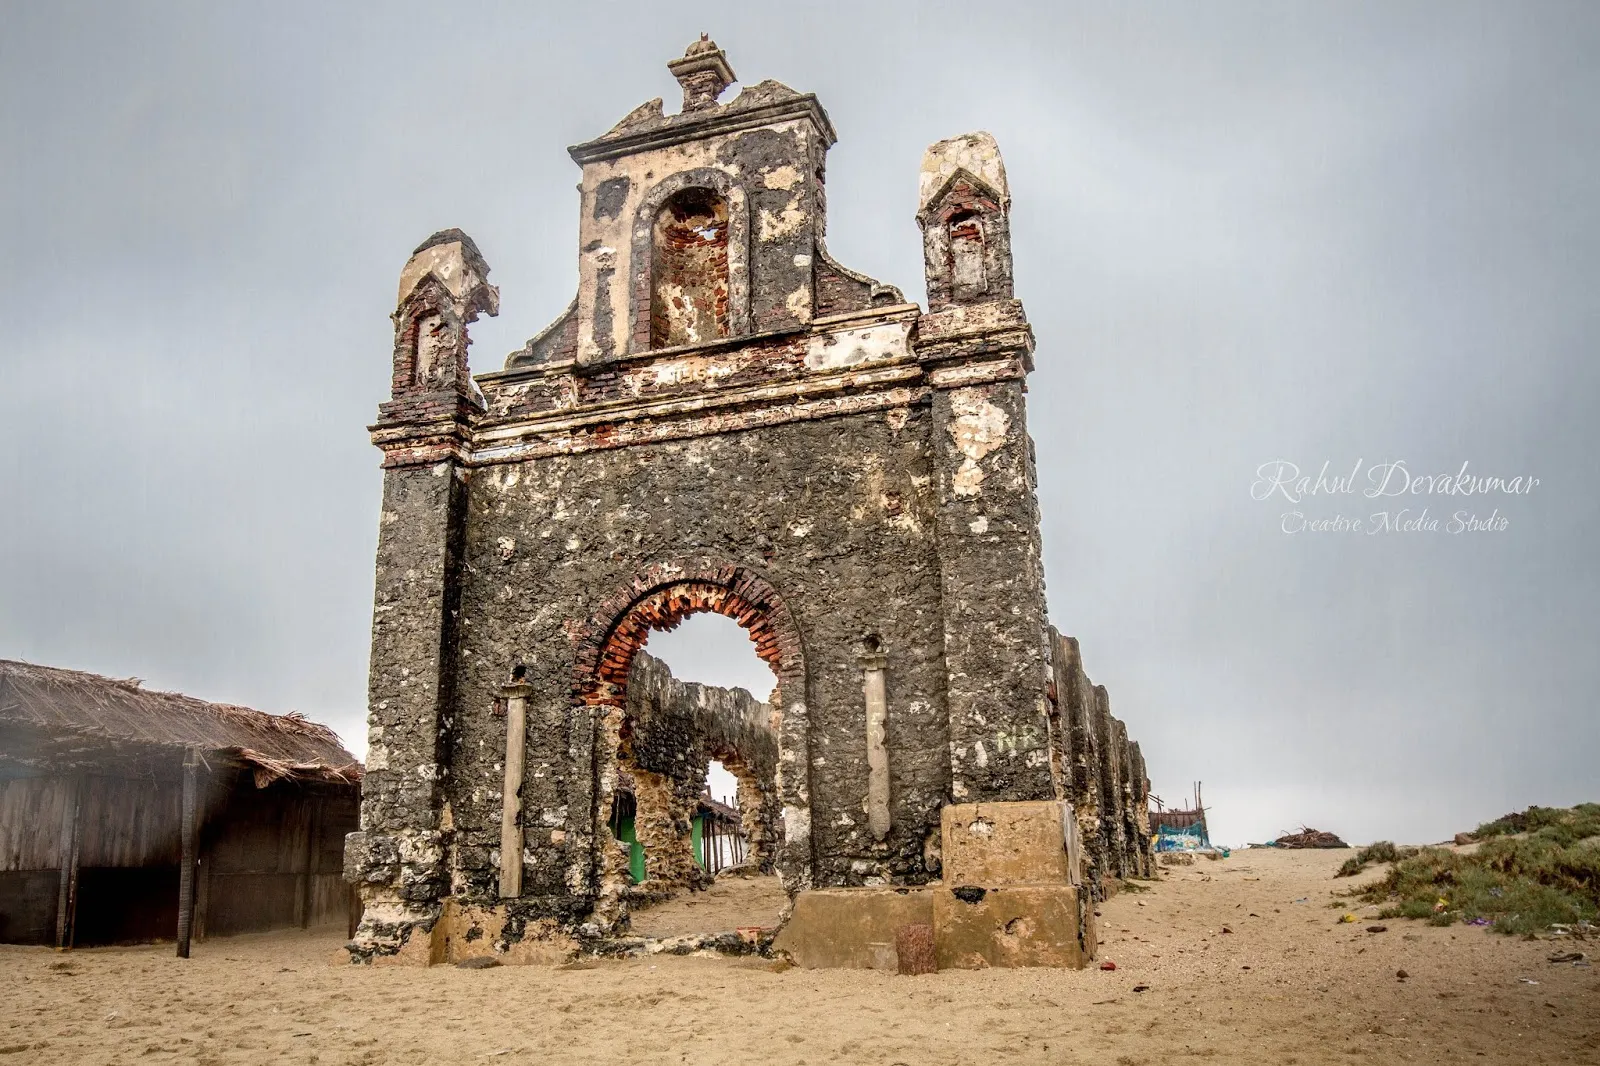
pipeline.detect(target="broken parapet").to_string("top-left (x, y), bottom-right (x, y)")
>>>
top-left (1045, 628), bottom-right (1155, 897)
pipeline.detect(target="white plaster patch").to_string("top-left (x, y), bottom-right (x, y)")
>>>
top-left (649, 354), bottom-right (741, 388)
top-left (758, 199), bottom-right (805, 242)
top-left (763, 164), bottom-right (802, 190)
top-left (947, 387), bottom-right (1011, 497)
top-left (803, 322), bottom-right (911, 371)
top-left (968, 516), bottom-right (989, 534)
top-left (953, 460), bottom-right (986, 496)
top-left (787, 519), bottom-right (813, 538)
top-left (782, 805), bottom-right (811, 844)
top-left (785, 286), bottom-right (811, 322)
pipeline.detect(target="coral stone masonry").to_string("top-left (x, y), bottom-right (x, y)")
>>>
top-left (346, 39), bottom-right (1155, 968)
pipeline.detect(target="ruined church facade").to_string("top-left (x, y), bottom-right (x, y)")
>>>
top-left (347, 40), bottom-right (1152, 966)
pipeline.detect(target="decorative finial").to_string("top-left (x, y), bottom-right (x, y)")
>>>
top-left (667, 36), bottom-right (735, 113)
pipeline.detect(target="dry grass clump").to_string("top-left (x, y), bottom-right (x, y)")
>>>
top-left (1473, 803), bottom-right (1600, 845)
top-left (1336, 840), bottom-right (1419, 877)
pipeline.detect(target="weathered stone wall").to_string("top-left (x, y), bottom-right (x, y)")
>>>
top-left (346, 40), bottom-right (1154, 962)
top-left (451, 411), bottom-right (956, 909)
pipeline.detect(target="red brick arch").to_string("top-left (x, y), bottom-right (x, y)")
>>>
top-left (573, 561), bottom-right (805, 707)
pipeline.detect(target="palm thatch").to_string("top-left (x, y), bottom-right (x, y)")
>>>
top-left (0, 659), bottom-right (361, 785)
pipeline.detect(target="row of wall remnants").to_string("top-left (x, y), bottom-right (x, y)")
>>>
top-left (1047, 630), bottom-right (1155, 898)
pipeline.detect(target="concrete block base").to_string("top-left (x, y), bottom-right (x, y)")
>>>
top-left (941, 800), bottom-right (1075, 886)
top-left (933, 884), bottom-right (1089, 969)
top-left (770, 887), bottom-right (934, 969)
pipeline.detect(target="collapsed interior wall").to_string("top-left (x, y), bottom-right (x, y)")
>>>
top-left (611, 650), bottom-right (778, 897)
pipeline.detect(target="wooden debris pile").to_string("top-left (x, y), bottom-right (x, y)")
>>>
top-left (1274, 827), bottom-right (1349, 849)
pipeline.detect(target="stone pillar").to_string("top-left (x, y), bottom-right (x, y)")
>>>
top-left (862, 645), bottom-right (890, 841)
top-left (918, 133), bottom-right (1053, 805)
top-left (1128, 741), bottom-right (1153, 877)
top-left (1053, 634), bottom-right (1108, 897)
top-left (346, 230), bottom-right (496, 962)
top-left (498, 682), bottom-right (533, 899)
top-left (1113, 719), bottom-right (1139, 878)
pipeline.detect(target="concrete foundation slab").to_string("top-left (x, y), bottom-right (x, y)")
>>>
top-left (770, 887), bottom-right (934, 969)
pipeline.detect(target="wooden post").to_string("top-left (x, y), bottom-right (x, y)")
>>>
top-left (176, 747), bottom-right (199, 958)
top-left (300, 797), bottom-right (322, 929)
top-left (498, 682), bottom-right (533, 899)
top-left (194, 852), bottom-right (211, 942)
top-left (53, 777), bottom-right (82, 950)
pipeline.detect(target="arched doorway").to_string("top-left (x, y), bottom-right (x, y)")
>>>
top-left (574, 562), bottom-right (811, 927)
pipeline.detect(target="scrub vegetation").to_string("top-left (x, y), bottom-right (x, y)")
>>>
top-left (1352, 804), bottom-right (1600, 935)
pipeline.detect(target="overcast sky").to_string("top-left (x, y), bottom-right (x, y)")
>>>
top-left (3, 1), bottom-right (1595, 846)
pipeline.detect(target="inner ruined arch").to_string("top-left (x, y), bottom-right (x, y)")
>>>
top-left (576, 563), bottom-right (811, 923)
top-left (606, 634), bottom-right (777, 895)
top-left (650, 612), bottom-right (782, 876)
top-left (649, 187), bottom-right (731, 349)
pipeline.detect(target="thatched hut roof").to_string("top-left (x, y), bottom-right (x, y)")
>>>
top-left (0, 659), bottom-right (361, 786)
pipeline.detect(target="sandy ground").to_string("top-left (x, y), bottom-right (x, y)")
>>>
top-left (2, 848), bottom-right (1596, 1065)
top-left (627, 873), bottom-right (788, 937)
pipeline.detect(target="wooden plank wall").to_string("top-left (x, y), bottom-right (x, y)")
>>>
top-left (198, 778), bottom-right (358, 936)
top-left (0, 766), bottom-right (359, 944)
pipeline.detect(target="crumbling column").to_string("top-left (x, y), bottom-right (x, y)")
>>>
top-left (1128, 741), bottom-right (1154, 877)
top-left (346, 231), bottom-right (497, 962)
top-left (1113, 719), bottom-right (1140, 878)
top-left (917, 133), bottom-right (1053, 804)
top-left (1052, 634), bottom-right (1106, 897)
top-left (1093, 687), bottom-right (1127, 881)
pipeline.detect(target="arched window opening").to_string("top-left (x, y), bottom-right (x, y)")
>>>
top-left (948, 208), bottom-right (987, 301)
top-left (650, 188), bottom-right (731, 349)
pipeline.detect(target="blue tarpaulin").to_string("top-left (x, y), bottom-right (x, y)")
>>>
top-left (1154, 822), bottom-right (1211, 852)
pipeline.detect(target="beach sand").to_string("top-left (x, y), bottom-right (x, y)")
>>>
top-left (2, 848), bottom-right (1595, 1065)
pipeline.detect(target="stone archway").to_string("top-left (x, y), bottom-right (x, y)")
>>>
top-left (573, 561), bottom-right (811, 920)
